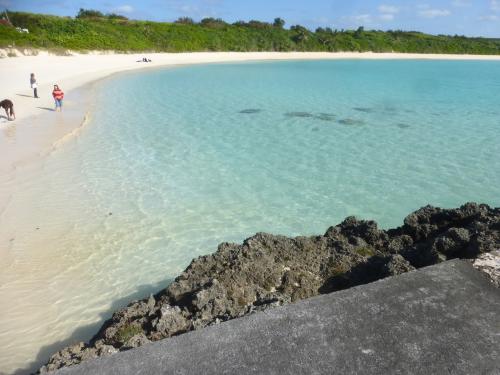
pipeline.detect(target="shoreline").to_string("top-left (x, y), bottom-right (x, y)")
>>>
top-left (3, 49), bottom-right (500, 235)
top-left (2, 51), bottom-right (500, 176)
top-left (2, 50), bottom-right (500, 210)
top-left (1, 51), bottom-right (500, 374)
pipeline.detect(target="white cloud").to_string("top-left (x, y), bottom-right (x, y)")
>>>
top-left (418, 8), bottom-right (451, 18)
top-left (378, 5), bottom-right (399, 14)
top-left (379, 13), bottom-right (395, 21)
top-left (113, 5), bottom-right (134, 14)
top-left (492, 0), bottom-right (500, 11)
top-left (353, 14), bottom-right (373, 23)
top-left (377, 4), bottom-right (399, 22)
top-left (344, 4), bottom-right (400, 27)
top-left (345, 11), bottom-right (397, 26)
top-left (452, 0), bottom-right (471, 7)
top-left (479, 14), bottom-right (499, 20)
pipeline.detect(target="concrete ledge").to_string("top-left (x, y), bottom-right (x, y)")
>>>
top-left (56, 260), bottom-right (500, 375)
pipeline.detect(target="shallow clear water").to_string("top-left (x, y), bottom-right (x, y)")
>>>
top-left (1, 60), bottom-right (500, 373)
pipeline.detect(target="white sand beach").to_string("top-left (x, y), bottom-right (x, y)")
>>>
top-left (1, 50), bottom-right (500, 374)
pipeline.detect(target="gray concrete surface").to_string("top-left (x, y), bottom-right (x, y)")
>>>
top-left (56, 260), bottom-right (500, 375)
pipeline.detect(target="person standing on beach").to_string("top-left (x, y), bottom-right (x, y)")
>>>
top-left (30, 73), bottom-right (39, 98)
top-left (52, 84), bottom-right (64, 112)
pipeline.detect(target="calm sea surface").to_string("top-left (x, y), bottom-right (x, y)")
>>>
top-left (1, 60), bottom-right (499, 373)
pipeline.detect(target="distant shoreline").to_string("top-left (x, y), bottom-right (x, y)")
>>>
top-left (3, 50), bottom-right (500, 122)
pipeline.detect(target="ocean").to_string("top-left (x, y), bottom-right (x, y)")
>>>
top-left (1, 59), bottom-right (499, 373)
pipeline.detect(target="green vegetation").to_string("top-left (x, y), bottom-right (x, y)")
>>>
top-left (115, 323), bottom-right (143, 343)
top-left (354, 247), bottom-right (375, 257)
top-left (76, 8), bottom-right (129, 21)
top-left (1, 10), bottom-right (500, 54)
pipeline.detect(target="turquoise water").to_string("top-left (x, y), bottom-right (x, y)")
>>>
top-left (89, 59), bottom-right (500, 232)
top-left (63, 59), bottom-right (500, 289)
top-left (1, 59), bottom-right (500, 373)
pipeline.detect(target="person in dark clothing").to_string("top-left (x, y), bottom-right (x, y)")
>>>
top-left (30, 73), bottom-right (39, 98)
top-left (0, 99), bottom-right (15, 120)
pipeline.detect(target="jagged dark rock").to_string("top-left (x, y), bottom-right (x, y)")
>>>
top-left (39, 203), bottom-right (500, 373)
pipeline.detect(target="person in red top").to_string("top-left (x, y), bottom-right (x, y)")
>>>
top-left (52, 84), bottom-right (64, 112)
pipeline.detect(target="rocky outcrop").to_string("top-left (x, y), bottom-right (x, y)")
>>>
top-left (473, 250), bottom-right (500, 287)
top-left (39, 203), bottom-right (500, 373)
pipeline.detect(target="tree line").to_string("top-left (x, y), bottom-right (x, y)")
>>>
top-left (1, 10), bottom-right (499, 55)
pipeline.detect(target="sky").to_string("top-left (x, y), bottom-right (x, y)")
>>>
top-left (2, 0), bottom-right (500, 37)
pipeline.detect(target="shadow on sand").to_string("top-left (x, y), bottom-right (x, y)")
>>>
top-left (12, 277), bottom-right (173, 375)
top-left (37, 107), bottom-right (55, 112)
top-left (16, 94), bottom-right (35, 98)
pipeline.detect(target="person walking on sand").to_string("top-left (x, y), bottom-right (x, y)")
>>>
top-left (52, 84), bottom-right (64, 112)
top-left (0, 99), bottom-right (16, 121)
top-left (30, 73), bottom-right (39, 98)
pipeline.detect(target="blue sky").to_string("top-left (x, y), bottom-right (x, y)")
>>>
top-left (3, 0), bottom-right (500, 37)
